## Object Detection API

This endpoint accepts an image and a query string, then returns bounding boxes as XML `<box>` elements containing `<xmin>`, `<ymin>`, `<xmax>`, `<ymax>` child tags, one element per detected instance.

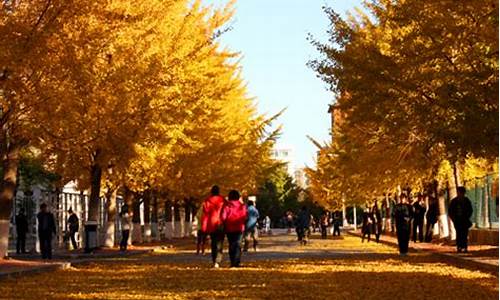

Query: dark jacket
<box><xmin>296</xmin><ymin>210</ymin><xmax>310</xmax><ymax>229</ymax></box>
<box><xmin>426</xmin><ymin>198</ymin><xmax>438</xmax><ymax>224</ymax></box>
<box><xmin>37</xmin><ymin>211</ymin><xmax>56</xmax><ymax>236</ymax></box>
<box><xmin>413</xmin><ymin>202</ymin><xmax>426</xmax><ymax>223</ymax></box>
<box><xmin>393</xmin><ymin>203</ymin><xmax>412</xmax><ymax>229</ymax></box>
<box><xmin>68</xmin><ymin>213</ymin><xmax>79</xmax><ymax>232</ymax></box>
<box><xmin>15</xmin><ymin>213</ymin><xmax>29</xmax><ymax>235</ymax></box>
<box><xmin>448</xmin><ymin>196</ymin><xmax>473</xmax><ymax>228</ymax></box>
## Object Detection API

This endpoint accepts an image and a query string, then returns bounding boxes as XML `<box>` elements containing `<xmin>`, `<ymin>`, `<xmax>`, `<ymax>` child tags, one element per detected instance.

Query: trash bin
<box><xmin>84</xmin><ymin>221</ymin><xmax>98</xmax><ymax>253</ymax></box>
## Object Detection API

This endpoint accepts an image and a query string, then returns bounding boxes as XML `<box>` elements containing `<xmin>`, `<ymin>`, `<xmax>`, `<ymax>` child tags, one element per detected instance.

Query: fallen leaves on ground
<box><xmin>0</xmin><ymin>235</ymin><xmax>497</xmax><ymax>300</ymax></box>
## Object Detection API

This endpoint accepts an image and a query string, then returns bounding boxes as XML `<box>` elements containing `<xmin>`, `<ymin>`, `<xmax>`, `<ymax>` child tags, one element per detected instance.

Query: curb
<box><xmin>0</xmin><ymin>262</ymin><xmax>71</xmax><ymax>279</ymax></box>
<box><xmin>347</xmin><ymin>231</ymin><xmax>499</xmax><ymax>276</ymax></box>
<box><xmin>0</xmin><ymin>249</ymin><xmax>153</xmax><ymax>279</ymax></box>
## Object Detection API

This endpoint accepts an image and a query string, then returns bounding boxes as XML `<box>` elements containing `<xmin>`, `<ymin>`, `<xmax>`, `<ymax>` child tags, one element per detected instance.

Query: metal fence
<box><xmin>466</xmin><ymin>174</ymin><xmax>499</xmax><ymax>229</ymax></box>
<box><xmin>9</xmin><ymin>188</ymin><xmax>110</xmax><ymax>252</ymax></box>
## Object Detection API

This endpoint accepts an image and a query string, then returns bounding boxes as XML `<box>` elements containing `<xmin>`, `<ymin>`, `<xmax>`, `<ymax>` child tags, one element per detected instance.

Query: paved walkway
<box><xmin>1</xmin><ymin>230</ymin><xmax>498</xmax><ymax>279</ymax></box>
<box><xmin>0</xmin><ymin>233</ymin><xmax>497</xmax><ymax>299</ymax></box>
<box><xmin>0</xmin><ymin>247</ymin><xmax>153</xmax><ymax>279</ymax></box>
<box><xmin>347</xmin><ymin>230</ymin><xmax>498</xmax><ymax>273</ymax></box>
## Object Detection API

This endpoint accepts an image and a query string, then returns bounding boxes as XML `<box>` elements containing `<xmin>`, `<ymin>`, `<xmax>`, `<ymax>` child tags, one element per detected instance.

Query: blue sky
<box><xmin>206</xmin><ymin>0</ymin><xmax>363</xmax><ymax>169</ymax></box>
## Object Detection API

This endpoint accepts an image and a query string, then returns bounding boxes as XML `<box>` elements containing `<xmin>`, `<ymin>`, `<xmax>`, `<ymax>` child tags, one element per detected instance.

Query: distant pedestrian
<box><xmin>119</xmin><ymin>204</ymin><xmax>131</xmax><ymax>251</ymax></box>
<box><xmin>244</xmin><ymin>199</ymin><xmax>259</xmax><ymax>252</ymax></box>
<box><xmin>320</xmin><ymin>212</ymin><xmax>329</xmax><ymax>239</ymax></box>
<box><xmin>371</xmin><ymin>201</ymin><xmax>382</xmax><ymax>243</ymax></box>
<box><xmin>361</xmin><ymin>207</ymin><xmax>373</xmax><ymax>243</ymax></box>
<box><xmin>381</xmin><ymin>200</ymin><xmax>388</xmax><ymax>233</ymax></box>
<box><xmin>310</xmin><ymin>215</ymin><xmax>317</xmax><ymax>233</ymax></box>
<box><xmin>221</xmin><ymin>190</ymin><xmax>247</xmax><ymax>267</ymax></box>
<box><xmin>412</xmin><ymin>195</ymin><xmax>426</xmax><ymax>243</ymax></box>
<box><xmin>393</xmin><ymin>194</ymin><xmax>413</xmax><ymax>256</ymax></box>
<box><xmin>332</xmin><ymin>211</ymin><xmax>342</xmax><ymax>236</ymax></box>
<box><xmin>15</xmin><ymin>208</ymin><xmax>28</xmax><ymax>254</ymax></box>
<box><xmin>448</xmin><ymin>186</ymin><xmax>473</xmax><ymax>253</ymax></box>
<box><xmin>195</xmin><ymin>205</ymin><xmax>207</xmax><ymax>255</ymax></box>
<box><xmin>389</xmin><ymin>196</ymin><xmax>396</xmax><ymax>233</ymax></box>
<box><xmin>296</xmin><ymin>206</ymin><xmax>310</xmax><ymax>245</ymax></box>
<box><xmin>201</xmin><ymin>185</ymin><xmax>226</xmax><ymax>268</ymax></box>
<box><xmin>67</xmin><ymin>208</ymin><xmax>79</xmax><ymax>250</ymax></box>
<box><xmin>264</xmin><ymin>215</ymin><xmax>271</xmax><ymax>234</ymax></box>
<box><xmin>425</xmin><ymin>194</ymin><xmax>438</xmax><ymax>242</ymax></box>
<box><xmin>37</xmin><ymin>203</ymin><xmax>56</xmax><ymax>259</ymax></box>
<box><xmin>286</xmin><ymin>211</ymin><xmax>294</xmax><ymax>233</ymax></box>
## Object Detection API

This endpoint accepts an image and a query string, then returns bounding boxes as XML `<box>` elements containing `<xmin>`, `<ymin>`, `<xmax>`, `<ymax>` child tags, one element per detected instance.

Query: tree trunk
<box><xmin>0</xmin><ymin>143</ymin><xmax>20</xmax><ymax>258</ymax></box>
<box><xmin>164</xmin><ymin>200</ymin><xmax>173</xmax><ymax>240</ymax></box>
<box><xmin>151</xmin><ymin>193</ymin><xmax>159</xmax><ymax>241</ymax></box>
<box><xmin>88</xmin><ymin>163</ymin><xmax>103</xmax><ymax>223</ymax></box>
<box><xmin>453</xmin><ymin>161</ymin><xmax>462</xmax><ymax>189</ymax></box>
<box><xmin>123</xmin><ymin>187</ymin><xmax>134</xmax><ymax>245</ymax></box>
<box><xmin>184</xmin><ymin>200</ymin><xmax>192</xmax><ymax>238</ymax></box>
<box><xmin>132</xmin><ymin>193</ymin><xmax>142</xmax><ymax>244</ymax></box>
<box><xmin>437</xmin><ymin>182</ymin><xmax>450</xmax><ymax>238</ymax></box>
<box><xmin>84</xmin><ymin>160</ymin><xmax>102</xmax><ymax>252</ymax></box>
<box><xmin>174</xmin><ymin>203</ymin><xmax>182</xmax><ymax>238</ymax></box>
<box><xmin>104</xmin><ymin>188</ymin><xmax>118</xmax><ymax>248</ymax></box>
<box><xmin>143</xmin><ymin>191</ymin><xmax>151</xmax><ymax>243</ymax></box>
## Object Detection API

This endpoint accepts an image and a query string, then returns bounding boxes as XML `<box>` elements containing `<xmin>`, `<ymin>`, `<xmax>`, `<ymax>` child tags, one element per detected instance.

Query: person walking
<box><xmin>67</xmin><ymin>208</ymin><xmax>79</xmax><ymax>250</ymax></box>
<box><xmin>389</xmin><ymin>196</ymin><xmax>396</xmax><ymax>233</ymax></box>
<box><xmin>201</xmin><ymin>185</ymin><xmax>226</xmax><ymax>268</ymax></box>
<box><xmin>332</xmin><ymin>211</ymin><xmax>342</xmax><ymax>236</ymax></box>
<box><xmin>195</xmin><ymin>205</ymin><xmax>207</xmax><ymax>255</ymax></box>
<box><xmin>371</xmin><ymin>201</ymin><xmax>382</xmax><ymax>243</ymax></box>
<box><xmin>15</xmin><ymin>208</ymin><xmax>28</xmax><ymax>254</ymax></box>
<box><xmin>119</xmin><ymin>204</ymin><xmax>131</xmax><ymax>251</ymax></box>
<box><xmin>37</xmin><ymin>203</ymin><xmax>56</xmax><ymax>259</ymax></box>
<box><xmin>221</xmin><ymin>190</ymin><xmax>247</xmax><ymax>267</ymax></box>
<box><xmin>286</xmin><ymin>211</ymin><xmax>294</xmax><ymax>233</ymax></box>
<box><xmin>295</xmin><ymin>206</ymin><xmax>310</xmax><ymax>245</ymax></box>
<box><xmin>361</xmin><ymin>207</ymin><xmax>373</xmax><ymax>243</ymax></box>
<box><xmin>412</xmin><ymin>195</ymin><xmax>426</xmax><ymax>243</ymax></box>
<box><xmin>448</xmin><ymin>186</ymin><xmax>473</xmax><ymax>253</ymax></box>
<box><xmin>320</xmin><ymin>212</ymin><xmax>329</xmax><ymax>239</ymax></box>
<box><xmin>263</xmin><ymin>215</ymin><xmax>271</xmax><ymax>234</ymax></box>
<box><xmin>244</xmin><ymin>199</ymin><xmax>259</xmax><ymax>252</ymax></box>
<box><xmin>393</xmin><ymin>194</ymin><xmax>413</xmax><ymax>256</ymax></box>
<box><xmin>425</xmin><ymin>194</ymin><xmax>438</xmax><ymax>242</ymax></box>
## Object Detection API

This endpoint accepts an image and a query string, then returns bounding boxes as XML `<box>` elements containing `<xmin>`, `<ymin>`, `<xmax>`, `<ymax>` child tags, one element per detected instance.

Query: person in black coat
<box><xmin>15</xmin><ymin>208</ymin><xmax>29</xmax><ymax>254</ymax></box>
<box><xmin>412</xmin><ymin>194</ymin><xmax>426</xmax><ymax>243</ymax></box>
<box><xmin>37</xmin><ymin>203</ymin><xmax>57</xmax><ymax>259</ymax></box>
<box><xmin>425</xmin><ymin>194</ymin><xmax>438</xmax><ymax>242</ymax></box>
<box><xmin>67</xmin><ymin>208</ymin><xmax>79</xmax><ymax>250</ymax></box>
<box><xmin>295</xmin><ymin>206</ymin><xmax>310</xmax><ymax>245</ymax></box>
<box><xmin>361</xmin><ymin>207</ymin><xmax>373</xmax><ymax>243</ymax></box>
<box><xmin>371</xmin><ymin>201</ymin><xmax>382</xmax><ymax>243</ymax></box>
<box><xmin>393</xmin><ymin>194</ymin><xmax>413</xmax><ymax>256</ymax></box>
<box><xmin>448</xmin><ymin>187</ymin><xmax>473</xmax><ymax>253</ymax></box>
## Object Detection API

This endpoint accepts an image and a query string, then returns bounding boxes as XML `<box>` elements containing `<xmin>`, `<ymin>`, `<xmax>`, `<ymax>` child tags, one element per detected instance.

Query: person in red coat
<box><xmin>221</xmin><ymin>190</ymin><xmax>248</xmax><ymax>268</ymax></box>
<box><xmin>201</xmin><ymin>185</ymin><xmax>226</xmax><ymax>268</ymax></box>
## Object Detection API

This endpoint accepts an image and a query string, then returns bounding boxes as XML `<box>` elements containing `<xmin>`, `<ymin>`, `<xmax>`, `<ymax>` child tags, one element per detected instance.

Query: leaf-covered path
<box><xmin>0</xmin><ymin>234</ymin><xmax>497</xmax><ymax>299</ymax></box>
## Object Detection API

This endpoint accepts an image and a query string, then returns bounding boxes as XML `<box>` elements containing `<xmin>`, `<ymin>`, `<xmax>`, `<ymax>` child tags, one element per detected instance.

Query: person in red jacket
<box><xmin>201</xmin><ymin>185</ymin><xmax>226</xmax><ymax>268</ymax></box>
<box><xmin>221</xmin><ymin>190</ymin><xmax>248</xmax><ymax>268</ymax></box>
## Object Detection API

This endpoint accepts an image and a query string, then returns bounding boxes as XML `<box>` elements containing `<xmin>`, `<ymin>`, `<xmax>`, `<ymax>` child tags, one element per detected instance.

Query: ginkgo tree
<box><xmin>308</xmin><ymin>0</ymin><xmax>498</xmax><ymax>216</ymax></box>
<box><xmin>0</xmin><ymin>0</ymin><xmax>278</xmax><ymax>255</ymax></box>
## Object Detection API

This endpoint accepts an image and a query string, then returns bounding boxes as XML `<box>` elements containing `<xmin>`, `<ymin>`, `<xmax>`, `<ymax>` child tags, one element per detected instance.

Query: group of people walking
<box><xmin>382</xmin><ymin>187</ymin><xmax>473</xmax><ymax>256</ymax></box>
<box><xmin>14</xmin><ymin>203</ymin><xmax>79</xmax><ymax>259</ymax></box>
<box><xmin>196</xmin><ymin>186</ymin><xmax>260</xmax><ymax>268</ymax></box>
